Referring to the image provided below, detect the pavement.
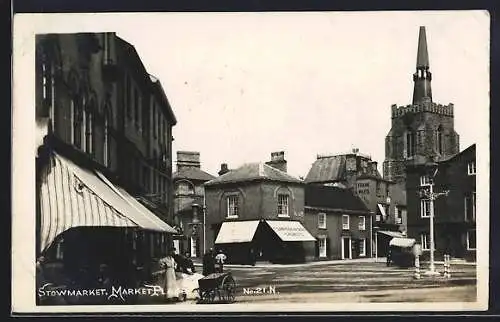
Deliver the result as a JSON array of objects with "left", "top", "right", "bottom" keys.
[{"left": 192, "top": 257, "right": 476, "bottom": 269}]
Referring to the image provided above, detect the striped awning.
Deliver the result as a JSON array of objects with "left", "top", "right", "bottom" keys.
[{"left": 38, "top": 152, "right": 176, "bottom": 252}]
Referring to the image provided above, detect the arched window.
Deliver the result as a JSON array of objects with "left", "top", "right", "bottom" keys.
[
  {"left": 405, "top": 130, "right": 416, "bottom": 158},
  {"left": 176, "top": 181, "right": 194, "bottom": 196},
  {"left": 86, "top": 94, "right": 97, "bottom": 157},
  {"left": 71, "top": 95, "right": 83, "bottom": 149},
  {"left": 436, "top": 125, "right": 443, "bottom": 155},
  {"left": 103, "top": 100, "right": 112, "bottom": 167}
]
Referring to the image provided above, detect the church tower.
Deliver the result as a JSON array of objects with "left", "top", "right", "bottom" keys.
[{"left": 383, "top": 26, "right": 460, "bottom": 183}]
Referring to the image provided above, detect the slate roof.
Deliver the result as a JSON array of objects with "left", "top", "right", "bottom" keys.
[
  {"left": 304, "top": 155, "right": 347, "bottom": 183},
  {"left": 173, "top": 167, "right": 216, "bottom": 182},
  {"left": 205, "top": 162, "right": 302, "bottom": 186},
  {"left": 304, "top": 184, "right": 370, "bottom": 213}
]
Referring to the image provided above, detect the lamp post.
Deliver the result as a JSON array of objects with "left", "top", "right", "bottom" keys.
[{"left": 419, "top": 164, "right": 449, "bottom": 276}]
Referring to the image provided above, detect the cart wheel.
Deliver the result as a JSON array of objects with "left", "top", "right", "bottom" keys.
[{"left": 221, "top": 274, "right": 236, "bottom": 303}]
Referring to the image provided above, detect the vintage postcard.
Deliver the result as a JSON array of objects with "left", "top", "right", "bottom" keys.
[{"left": 11, "top": 10, "right": 489, "bottom": 313}]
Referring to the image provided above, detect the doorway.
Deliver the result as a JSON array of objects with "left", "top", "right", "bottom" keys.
[{"left": 342, "top": 236, "right": 352, "bottom": 260}]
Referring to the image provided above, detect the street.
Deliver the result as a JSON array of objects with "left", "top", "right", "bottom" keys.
[{"left": 190, "top": 260, "right": 477, "bottom": 304}]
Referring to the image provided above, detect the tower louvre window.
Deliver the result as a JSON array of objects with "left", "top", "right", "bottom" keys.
[{"left": 406, "top": 131, "right": 416, "bottom": 158}]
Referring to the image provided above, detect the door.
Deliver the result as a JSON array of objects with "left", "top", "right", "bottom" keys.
[
  {"left": 342, "top": 237, "right": 352, "bottom": 260},
  {"left": 173, "top": 240, "right": 180, "bottom": 254},
  {"left": 318, "top": 237, "right": 327, "bottom": 258},
  {"left": 190, "top": 236, "right": 198, "bottom": 258}
]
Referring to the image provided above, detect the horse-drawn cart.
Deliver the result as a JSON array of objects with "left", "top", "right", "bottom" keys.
[{"left": 195, "top": 272, "right": 236, "bottom": 304}]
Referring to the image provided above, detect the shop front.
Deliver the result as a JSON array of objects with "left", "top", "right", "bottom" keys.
[
  {"left": 214, "top": 220, "right": 316, "bottom": 265},
  {"left": 36, "top": 151, "right": 177, "bottom": 305}
]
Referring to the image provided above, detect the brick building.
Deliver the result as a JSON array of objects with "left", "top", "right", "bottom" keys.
[
  {"left": 406, "top": 144, "right": 476, "bottom": 261},
  {"left": 204, "top": 152, "right": 316, "bottom": 264},
  {"left": 35, "top": 33, "right": 177, "bottom": 298},
  {"left": 303, "top": 185, "right": 373, "bottom": 260},
  {"left": 172, "top": 151, "right": 215, "bottom": 258},
  {"left": 304, "top": 149, "right": 406, "bottom": 257}
]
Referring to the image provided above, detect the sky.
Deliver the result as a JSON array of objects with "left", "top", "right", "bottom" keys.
[{"left": 22, "top": 11, "right": 490, "bottom": 178}]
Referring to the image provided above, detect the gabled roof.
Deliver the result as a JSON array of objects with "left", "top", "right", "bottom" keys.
[
  {"left": 173, "top": 167, "right": 215, "bottom": 182},
  {"left": 304, "top": 155, "right": 346, "bottom": 183},
  {"left": 205, "top": 162, "right": 302, "bottom": 186},
  {"left": 304, "top": 184, "right": 370, "bottom": 213}
]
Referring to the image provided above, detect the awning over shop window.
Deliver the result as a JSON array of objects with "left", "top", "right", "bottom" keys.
[
  {"left": 377, "top": 203, "right": 387, "bottom": 219},
  {"left": 265, "top": 220, "right": 316, "bottom": 242},
  {"left": 215, "top": 220, "right": 260, "bottom": 244},
  {"left": 378, "top": 230, "right": 405, "bottom": 238},
  {"left": 389, "top": 237, "right": 416, "bottom": 248},
  {"left": 39, "top": 152, "right": 176, "bottom": 253}
]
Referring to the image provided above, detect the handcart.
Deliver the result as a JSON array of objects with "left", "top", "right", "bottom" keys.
[{"left": 195, "top": 272, "right": 236, "bottom": 304}]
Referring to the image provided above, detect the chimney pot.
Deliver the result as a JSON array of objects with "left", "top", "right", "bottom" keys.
[{"left": 218, "top": 163, "right": 229, "bottom": 176}]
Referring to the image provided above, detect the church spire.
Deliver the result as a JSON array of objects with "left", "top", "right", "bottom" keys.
[{"left": 412, "top": 26, "right": 432, "bottom": 104}]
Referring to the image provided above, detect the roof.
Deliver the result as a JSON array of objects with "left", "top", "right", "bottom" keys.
[
  {"left": 173, "top": 167, "right": 216, "bottom": 182},
  {"left": 416, "top": 26, "right": 430, "bottom": 68},
  {"left": 305, "top": 155, "right": 346, "bottom": 183},
  {"left": 205, "top": 162, "right": 302, "bottom": 186},
  {"left": 304, "top": 184, "right": 370, "bottom": 213},
  {"left": 115, "top": 36, "right": 177, "bottom": 125},
  {"left": 438, "top": 144, "right": 476, "bottom": 164}
]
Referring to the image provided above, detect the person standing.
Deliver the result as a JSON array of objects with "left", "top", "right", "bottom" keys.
[
  {"left": 159, "top": 249, "right": 180, "bottom": 302},
  {"left": 215, "top": 249, "right": 227, "bottom": 273},
  {"left": 202, "top": 248, "right": 216, "bottom": 276}
]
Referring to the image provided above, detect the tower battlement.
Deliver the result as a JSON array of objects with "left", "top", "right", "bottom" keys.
[{"left": 391, "top": 101, "right": 454, "bottom": 118}]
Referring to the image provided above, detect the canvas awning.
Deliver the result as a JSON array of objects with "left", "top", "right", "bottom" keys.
[
  {"left": 389, "top": 237, "right": 416, "bottom": 248},
  {"left": 38, "top": 152, "right": 176, "bottom": 252},
  {"left": 215, "top": 220, "right": 260, "bottom": 244},
  {"left": 265, "top": 220, "right": 316, "bottom": 242},
  {"left": 378, "top": 230, "right": 405, "bottom": 238}
]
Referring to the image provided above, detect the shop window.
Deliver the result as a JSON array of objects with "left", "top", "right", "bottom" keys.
[
  {"left": 318, "top": 213, "right": 326, "bottom": 229},
  {"left": 467, "top": 230, "right": 476, "bottom": 250},
  {"left": 227, "top": 195, "right": 239, "bottom": 218},
  {"left": 421, "top": 232, "right": 430, "bottom": 250},
  {"left": 342, "top": 215, "right": 350, "bottom": 230},
  {"left": 467, "top": 161, "right": 476, "bottom": 175},
  {"left": 359, "top": 238, "right": 366, "bottom": 257},
  {"left": 277, "top": 194, "right": 289, "bottom": 217},
  {"left": 465, "top": 192, "right": 476, "bottom": 222},
  {"left": 420, "top": 199, "right": 431, "bottom": 218},
  {"left": 358, "top": 216, "right": 366, "bottom": 231}
]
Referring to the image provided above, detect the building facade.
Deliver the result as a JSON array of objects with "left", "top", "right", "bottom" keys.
[
  {"left": 172, "top": 151, "right": 215, "bottom": 258},
  {"left": 303, "top": 185, "right": 373, "bottom": 260},
  {"left": 35, "top": 33, "right": 177, "bottom": 300},
  {"left": 406, "top": 144, "right": 476, "bottom": 261},
  {"left": 304, "top": 148, "right": 406, "bottom": 257},
  {"left": 204, "top": 152, "right": 316, "bottom": 264}
]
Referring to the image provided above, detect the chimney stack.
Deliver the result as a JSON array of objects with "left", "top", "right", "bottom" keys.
[
  {"left": 176, "top": 151, "right": 201, "bottom": 171},
  {"left": 218, "top": 163, "right": 230, "bottom": 176},
  {"left": 371, "top": 161, "right": 378, "bottom": 175},
  {"left": 266, "top": 151, "right": 287, "bottom": 173}
]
